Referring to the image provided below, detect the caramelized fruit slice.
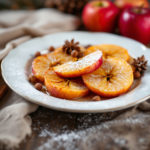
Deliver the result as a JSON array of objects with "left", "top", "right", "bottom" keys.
[
  {"left": 32, "top": 47, "right": 75, "bottom": 81},
  {"left": 85, "top": 44, "right": 129, "bottom": 61},
  {"left": 32, "top": 55, "right": 52, "bottom": 82},
  {"left": 47, "top": 47, "right": 76, "bottom": 64},
  {"left": 53, "top": 51, "right": 103, "bottom": 78},
  {"left": 44, "top": 69, "right": 89, "bottom": 99},
  {"left": 82, "top": 57, "right": 133, "bottom": 98}
]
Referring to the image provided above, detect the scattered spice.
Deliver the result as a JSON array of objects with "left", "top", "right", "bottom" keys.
[
  {"left": 35, "top": 51, "right": 41, "bottom": 57},
  {"left": 62, "top": 39, "right": 82, "bottom": 58},
  {"left": 132, "top": 55, "right": 148, "bottom": 78},
  {"left": 28, "top": 74, "right": 37, "bottom": 84},
  {"left": 134, "top": 71, "right": 141, "bottom": 79},
  {"left": 48, "top": 46, "right": 55, "bottom": 52},
  {"left": 35, "top": 83, "right": 43, "bottom": 91},
  {"left": 92, "top": 95, "right": 101, "bottom": 101},
  {"left": 84, "top": 44, "right": 92, "bottom": 49}
]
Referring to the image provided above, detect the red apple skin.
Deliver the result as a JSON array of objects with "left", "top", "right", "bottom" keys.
[
  {"left": 54, "top": 57, "right": 103, "bottom": 78},
  {"left": 82, "top": 0, "right": 119, "bottom": 32},
  {"left": 119, "top": 7, "right": 150, "bottom": 45},
  {"left": 114, "top": 0, "right": 149, "bottom": 10}
]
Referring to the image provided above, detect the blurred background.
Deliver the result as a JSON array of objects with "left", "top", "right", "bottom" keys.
[
  {"left": 0, "top": 0, "right": 149, "bottom": 15},
  {"left": 0, "top": 0, "right": 150, "bottom": 45},
  {"left": 0, "top": 0, "right": 94, "bottom": 15}
]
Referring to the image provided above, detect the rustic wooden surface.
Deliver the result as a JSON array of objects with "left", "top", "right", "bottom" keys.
[
  {"left": 2, "top": 86, "right": 150, "bottom": 150},
  {"left": 17, "top": 104, "right": 120, "bottom": 150},
  {"left": 1, "top": 90, "right": 149, "bottom": 150}
]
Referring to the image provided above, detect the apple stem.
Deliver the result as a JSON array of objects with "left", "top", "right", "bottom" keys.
[
  {"left": 133, "top": 9, "right": 141, "bottom": 14},
  {"left": 133, "top": 4, "right": 145, "bottom": 14},
  {"left": 95, "top": 2, "right": 104, "bottom": 7}
]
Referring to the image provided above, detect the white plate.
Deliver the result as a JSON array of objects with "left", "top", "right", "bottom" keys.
[{"left": 1, "top": 31, "right": 150, "bottom": 113}]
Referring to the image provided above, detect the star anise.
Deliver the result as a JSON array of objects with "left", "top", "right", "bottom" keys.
[
  {"left": 132, "top": 55, "right": 148, "bottom": 78},
  {"left": 62, "top": 39, "right": 82, "bottom": 58}
]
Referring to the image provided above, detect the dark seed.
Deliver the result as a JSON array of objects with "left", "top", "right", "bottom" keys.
[
  {"left": 134, "top": 71, "right": 141, "bottom": 79},
  {"left": 35, "top": 51, "right": 41, "bottom": 57},
  {"left": 34, "top": 83, "right": 43, "bottom": 91},
  {"left": 49, "top": 46, "right": 55, "bottom": 52},
  {"left": 28, "top": 74, "right": 37, "bottom": 84}
]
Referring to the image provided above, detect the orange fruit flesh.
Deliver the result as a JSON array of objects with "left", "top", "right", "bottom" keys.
[
  {"left": 85, "top": 44, "right": 129, "bottom": 61},
  {"left": 32, "top": 55, "right": 51, "bottom": 82},
  {"left": 32, "top": 47, "right": 76, "bottom": 81},
  {"left": 44, "top": 69, "right": 89, "bottom": 100},
  {"left": 47, "top": 47, "right": 76, "bottom": 64},
  {"left": 82, "top": 57, "right": 133, "bottom": 98}
]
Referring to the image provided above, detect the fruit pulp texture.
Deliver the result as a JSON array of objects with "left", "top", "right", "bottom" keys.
[
  {"left": 85, "top": 44, "right": 129, "bottom": 61},
  {"left": 82, "top": 58, "right": 134, "bottom": 98},
  {"left": 32, "top": 48, "right": 75, "bottom": 81},
  {"left": 26, "top": 57, "right": 140, "bottom": 101},
  {"left": 44, "top": 69, "right": 89, "bottom": 99}
]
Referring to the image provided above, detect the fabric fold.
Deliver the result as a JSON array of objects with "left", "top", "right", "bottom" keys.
[{"left": 0, "top": 8, "right": 80, "bottom": 149}]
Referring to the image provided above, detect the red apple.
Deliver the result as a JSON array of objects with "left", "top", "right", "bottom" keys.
[
  {"left": 82, "top": 0, "right": 119, "bottom": 32},
  {"left": 115, "top": 0, "right": 149, "bottom": 9},
  {"left": 119, "top": 7, "right": 150, "bottom": 45}
]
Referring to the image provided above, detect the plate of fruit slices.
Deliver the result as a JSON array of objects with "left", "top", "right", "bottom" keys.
[{"left": 1, "top": 31, "right": 150, "bottom": 113}]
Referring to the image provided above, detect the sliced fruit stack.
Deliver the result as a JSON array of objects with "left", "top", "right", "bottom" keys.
[
  {"left": 44, "top": 69, "right": 89, "bottom": 99},
  {"left": 32, "top": 47, "right": 75, "bottom": 82},
  {"left": 84, "top": 44, "right": 129, "bottom": 61},
  {"left": 53, "top": 51, "right": 103, "bottom": 78},
  {"left": 83, "top": 57, "right": 133, "bottom": 97},
  {"left": 31, "top": 42, "right": 135, "bottom": 100}
]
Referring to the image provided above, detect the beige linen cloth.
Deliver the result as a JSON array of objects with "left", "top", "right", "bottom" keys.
[{"left": 0, "top": 9, "right": 80, "bottom": 149}]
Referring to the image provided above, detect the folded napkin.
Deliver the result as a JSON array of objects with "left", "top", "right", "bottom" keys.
[{"left": 0, "top": 9, "right": 79, "bottom": 149}]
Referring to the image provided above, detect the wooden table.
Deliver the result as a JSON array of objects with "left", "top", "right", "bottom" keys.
[
  {"left": 2, "top": 87, "right": 150, "bottom": 150},
  {"left": 18, "top": 105, "right": 121, "bottom": 150}
]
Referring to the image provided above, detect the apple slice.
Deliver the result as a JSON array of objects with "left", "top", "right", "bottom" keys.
[
  {"left": 44, "top": 69, "right": 89, "bottom": 99},
  {"left": 32, "top": 55, "right": 52, "bottom": 82},
  {"left": 82, "top": 57, "right": 133, "bottom": 98},
  {"left": 84, "top": 44, "right": 130, "bottom": 61},
  {"left": 32, "top": 47, "right": 75, "bottom": 82},
  {"left": 53, "top": 51, "right": 103, "bottom": 78}
]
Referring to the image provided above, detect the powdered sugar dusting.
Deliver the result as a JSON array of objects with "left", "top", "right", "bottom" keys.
[
  {"left": 73, "top": 50, "right": 102, "bottom": 69},
  {"left": 34, "top": 108, "right": 150, "bottom": 150},
  {"left": 55, "top": 51, "right": 102, "bottom": 72}
]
